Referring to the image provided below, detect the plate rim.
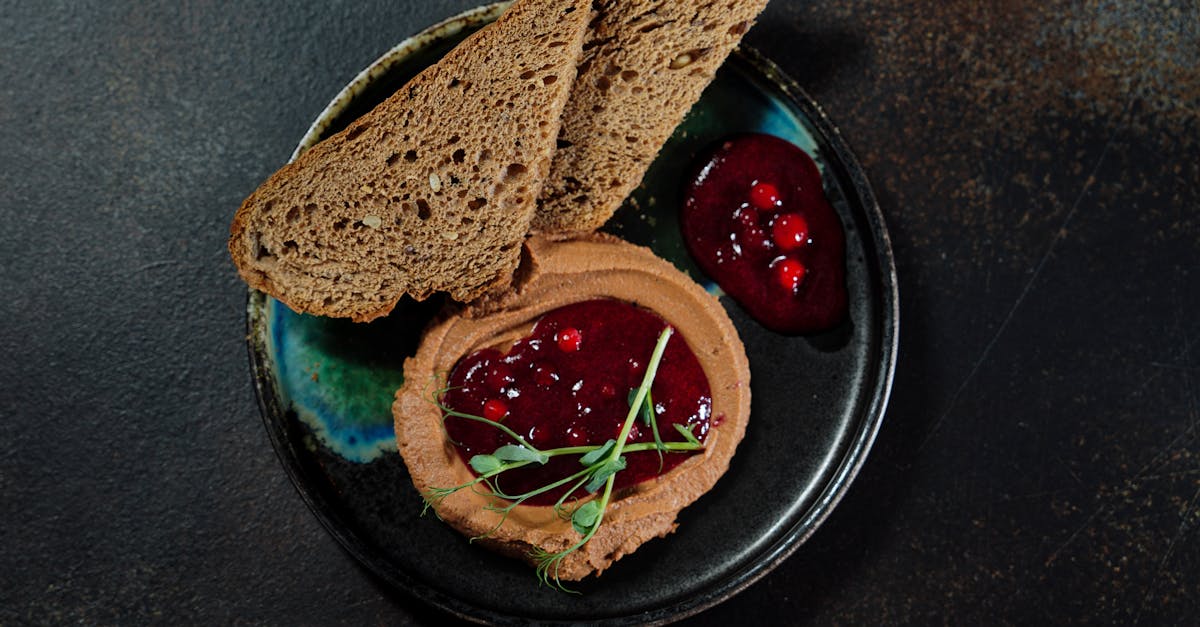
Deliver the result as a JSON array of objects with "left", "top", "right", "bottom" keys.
[{"left": 242, "top": 4, "right": 899, "bottom": 623}]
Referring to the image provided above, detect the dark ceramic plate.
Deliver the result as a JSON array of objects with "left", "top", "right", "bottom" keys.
[{"left": 246, "top": 4, "right": 898, "bottom": 624}]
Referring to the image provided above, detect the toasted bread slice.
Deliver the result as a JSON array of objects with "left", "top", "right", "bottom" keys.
[
  {"left": 229, "top": 0, "right": 591, "bottom": 321},
  {"left": 534, "top": 0, "right": 770, "bottom": 235}
]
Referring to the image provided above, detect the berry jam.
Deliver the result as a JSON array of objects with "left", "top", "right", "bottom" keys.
[
  {"left": 680, "top": 133, "right": 847, "bottom": 334},
  {"left": 441, "top": 299, "right": 712, "bottom": 505}
]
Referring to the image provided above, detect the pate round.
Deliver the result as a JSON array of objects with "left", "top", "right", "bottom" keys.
[{"left": 392, "top": 234, "right": 751, "bottom": 581}]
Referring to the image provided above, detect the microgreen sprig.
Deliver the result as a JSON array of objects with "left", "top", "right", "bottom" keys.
[{"left": 424, "top": 326, "right": 705, "bottom": 591}]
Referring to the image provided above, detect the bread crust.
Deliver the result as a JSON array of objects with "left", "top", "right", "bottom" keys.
[
  {"left": 229, "top": 0, "right": 592, "bottom": 321},
  {"left": 534, "top": 0, "right": 771, "bottom": 235}
]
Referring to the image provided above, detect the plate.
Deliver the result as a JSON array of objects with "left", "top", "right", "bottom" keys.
[{"left": 245, "top": 4, "right": 898, "bottom": 623}]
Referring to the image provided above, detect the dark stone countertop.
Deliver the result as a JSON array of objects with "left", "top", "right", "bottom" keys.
[{"left": 1, "top": 1, "right": 1196, "bottom": 624}]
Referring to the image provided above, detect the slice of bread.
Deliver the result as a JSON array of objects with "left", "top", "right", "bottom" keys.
[
  {"left": 533, "top": 0, "right": 771, "bottom": 235},
  {"left": 229, "top": 0, "right": 592, "bottom": 322}
]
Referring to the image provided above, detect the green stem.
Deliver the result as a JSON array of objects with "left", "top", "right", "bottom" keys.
[
  {"left": 554, "top": 475, "right": 593, "bottom": 517},
  {"left": 542, "top": 472, "right": 614, "bottom": 588},
  {"left": 535, "top": 439, "right": 701, "bottom": 460},
  {"left": 489, "top": 463, "right": 596, "bottom": 502},
  {"left": 439, "top": 406, "right": 540, "bottom": 453},
  {"left": 608, "top": 327, "right": 673, "bottom": 464},
  {"left": 623, "top": 440, "right": 700, "bottom": 453}
]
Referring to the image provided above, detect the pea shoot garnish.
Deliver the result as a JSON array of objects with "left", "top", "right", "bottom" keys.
[{"left": 425, "top": 326, "right": 705, "bottom": 591}]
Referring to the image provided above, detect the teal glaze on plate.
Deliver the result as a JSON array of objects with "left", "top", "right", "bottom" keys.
[
  {"left": 265, "top": 292, "right": 443, "bottom": 462},
  {"left": 267, "top": 299, "right": 402, "bottom": 462}
]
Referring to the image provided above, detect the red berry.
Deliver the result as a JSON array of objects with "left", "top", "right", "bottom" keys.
[
  {"left": 749, "top": 182, "right": 781, "bottom": 210},
  {"left": 483, "top": 399, "right": 508, "bottom": 422},
  {"left": 773, "top": 258, "right": 807, "bottom": 291},
  {"left": 556, "top": 327, "right": 582, "bottom": 352},
  {"left": 772, "top": 213, "right": 809, "bottom": 251}
]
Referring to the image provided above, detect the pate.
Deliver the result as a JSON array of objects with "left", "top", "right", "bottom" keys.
[{"left": 392, "top": 234, "right": 750, "bottom": 581}]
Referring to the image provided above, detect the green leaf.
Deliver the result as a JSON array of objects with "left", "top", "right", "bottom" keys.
[
  {"left": 642, "top": 390, "right": 656, "bottom": 427},
  {"left": 584, "top": 456, "right": 626, "bottom": 493},
  {"left": 493, "top": 444, "right": 548, "bottom": 465},
  {"left": 627, "top": 388, "right": 656, "bottom": 426},
  {"left": 469, "top": 454, "right": 503, "bottom": 474},
  {"left": 579, "top": 439, "right": 616, "bottom": 466},
  {"left": 673, "top": 423, "right": 700, "bottom": 445},
  {"left": 570, "top": 500, "right": 603, "bottom": 535}
]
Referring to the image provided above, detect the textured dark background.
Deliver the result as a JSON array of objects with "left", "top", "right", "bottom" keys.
[{"left": 2, "top": 0, "right": 1197, "bottom": 624}]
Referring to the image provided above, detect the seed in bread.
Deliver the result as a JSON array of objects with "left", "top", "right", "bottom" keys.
[
  {"left": 229, "top": 0, "right": 592, "bottom": 321},
  {"left": 534, "top": 0, "right": 771, "bottom": 235}
]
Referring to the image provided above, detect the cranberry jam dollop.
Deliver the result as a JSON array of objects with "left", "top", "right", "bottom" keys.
[
  {"left": 680, "top": 133, "right": 848, "bottom": 334},
  {"left": 441, "top": 299, "right": 712, "bottom": 505}
]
